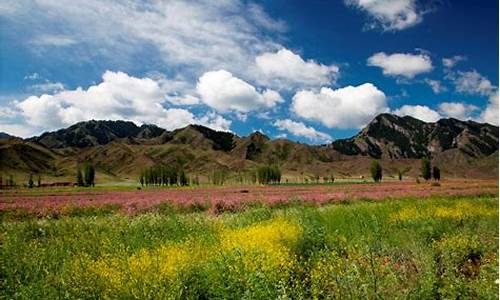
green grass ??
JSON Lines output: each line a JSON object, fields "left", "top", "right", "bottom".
{"left": 1, "top": 195, "right": 498, "bottom": 299}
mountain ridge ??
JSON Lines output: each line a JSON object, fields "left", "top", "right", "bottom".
{"left": 1, "top": 114, "right": 498, "bottom": 181}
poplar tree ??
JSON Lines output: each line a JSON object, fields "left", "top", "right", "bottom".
{"left": 370, "top": 161, "right": 382, "bottom": 182}
{"left": 28, "top": 174, "right": 34, "bottom": 188}
{"left": 77, "top": 167, "right": 84, "bottom": 186}
{"left": 432, "top": 166, "right": 441, "bottom": 181}
{"left": 421, "top": 158, "right": 431, "bottom": 181}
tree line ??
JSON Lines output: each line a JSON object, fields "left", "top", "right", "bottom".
{"left": 2, "top": 158, "right": 444, "bottom": 190}
{"left": 370, "top": 158, "right": 440, "bottom": 183}
{"left": 256, "top": 165, "right": 282, "bottom": 184}
{"left": 139, "top": 165, "right": 190, "bottom": 186}
{"left": 0, "top": 174, "right": 16, "bottom": 188}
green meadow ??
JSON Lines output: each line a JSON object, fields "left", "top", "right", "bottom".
{"left": 1, "top": 195, "right": 498, "bottom": 299}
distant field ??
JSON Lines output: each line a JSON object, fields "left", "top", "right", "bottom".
{"left": 1, "top": 181, "right": 498, "bottom": 299}
{"left": 0, "top": 179, "right": 497, "bottom": 219}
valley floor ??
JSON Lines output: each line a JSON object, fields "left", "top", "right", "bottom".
{"left": 0, "top": 181, "right": 498, "bottom": 299}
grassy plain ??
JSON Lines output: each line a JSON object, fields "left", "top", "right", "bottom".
{"left": 0, "top": 182, "right": 498, "bottom": 299}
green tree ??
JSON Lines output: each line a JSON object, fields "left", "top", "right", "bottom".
{"left": 190, "top": 175, "right": 199, "bottom": 186}
{"left": 212, "top": 169, "right": 227, "bottom": 186}
{"left": 257, "top": 165, "right": 281, "bottom": 184}
{"left": 82, "top": 162, "right": 95, "bottom": 187}
{"left": 433, "top": 166, "right": 441, "bottom": 181}
{"left": 76, "top": 167, "right": 84, "bottom": 186}
{"left": 167, "top": 166, "right": 178, "bottom": 186}
{"left": 179, "top": 169, "right": 188, "bottom": 186}
{"left": 370, "top": 161, "right": 382, "bottom": 182}
{"left": 89, "top": 165, "right": 95, "bottom": 186}
{"left": 28, "top": 174, "right": 34, "bottom": 188}
{"left": 139, "top": 171, "right": 145, "bottom": 186}
{"left": 421, "top": 158, "right": 431, "bottom": 181}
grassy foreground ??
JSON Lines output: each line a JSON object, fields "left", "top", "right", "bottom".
{"left": 1, "top": 195, "right": 498, "bottom": 299}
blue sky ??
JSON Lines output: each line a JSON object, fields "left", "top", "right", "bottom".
{"left": 0, "top": 0, "right": 498, "bottom": 143}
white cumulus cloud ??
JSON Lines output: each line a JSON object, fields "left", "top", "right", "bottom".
{"left": 393, "top": 105, "right": 441, "bottom": 122}
{"left": 437, "top": 102, "right": 478, "bottom": 120}
{"left": 480, "top": 91, "right": 499, "bottom": 125}
{"left": 255, "top": 48, "right": 339, "bottom": 88}
{"left": 273, "top": 119, "right": 332, "bottom": 143}
{"left": 447, "top": 70, "right": 496, "bottom": 96}
{"left": 0, "top": 123, "right": 37, "bottom": 138}
{"left": 444, "top": 70, "right": 498, "bottom": 125}
{"left": 367, "top": 52, "right": 433, "bottom": 78}
{"left": 291, "top": 83, "right": 388, "bottom": 129}
{"left": 14, "top": 70, "right": 231, "bottom": 134}
{"left": 345, "top": 0, "right": 425, "bottom": 31}
{"left": 196, "top": 70, "right": 283, "bottom": 113}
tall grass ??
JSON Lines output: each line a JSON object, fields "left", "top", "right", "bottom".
{"left": 1, "top": 196, "right": 498, "bottom": 299}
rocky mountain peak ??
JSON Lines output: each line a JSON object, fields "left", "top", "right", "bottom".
{"left": 332, "top": 113, "right": 498, "bottom": 159}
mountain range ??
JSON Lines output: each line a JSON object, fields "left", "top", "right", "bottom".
{"left": 1, "top": 113, "right": 498, "bottom": 182}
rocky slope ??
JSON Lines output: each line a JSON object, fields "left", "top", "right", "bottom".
{"left": 331, "top": 113, "right": 498, "bottom": 159}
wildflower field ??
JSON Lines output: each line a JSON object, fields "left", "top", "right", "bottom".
{"left": 1, "top": 181, "right": 498, "bottom": 299}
